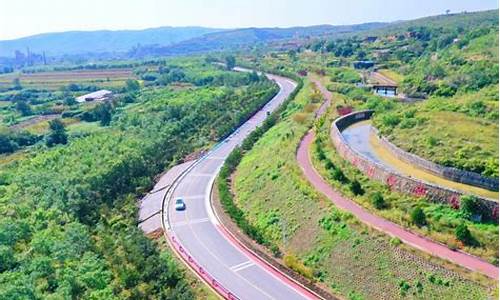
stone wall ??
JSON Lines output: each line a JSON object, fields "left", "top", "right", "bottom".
{"left": 372, "top": 127, "right": 498, "bottom": 191}
{"left": 331, "top": 110, "right": 498, "bottom": 222}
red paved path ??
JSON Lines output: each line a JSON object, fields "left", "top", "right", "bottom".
{"left": 297, "top": 130, "right": 499, "bottom": 279}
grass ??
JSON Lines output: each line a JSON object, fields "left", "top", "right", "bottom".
{"left": 312, "top": 106, "right": 499, "bottom": 264}
{"left": 377, "top": 69, "right": 404, "bottom": 83}
{"left": 367, "top": 125, "right": 499, "bottom": 200}
{"left": 384, "top": 110, "right": 497, "bottom": 175}
{"left": 232, "top": 77, "right": 494, "bottom": 299}
{"left": 373, "top": 86, "right": 499, "bottom": 177}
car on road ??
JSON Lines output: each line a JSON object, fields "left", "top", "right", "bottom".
{"left": 175, "top": 198, "right": 186, "bottom": 211}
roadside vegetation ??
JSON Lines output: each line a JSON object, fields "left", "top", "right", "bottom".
{"left": 372, "top": 86, "right": 498, "bottom": 177}
{"left": 313, "top": 104, "right": 499, "bottom": 264}
{"left": 228, "top": 70, "right": 492, "bottom": 298}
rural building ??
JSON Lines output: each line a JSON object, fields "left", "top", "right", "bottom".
{"left": 76, "top": 90, "right": 112, "bottom": 103}
{"left": 364, "top": 36, "right": 378, "bottom": 43}
{"left": 353, "top": 60, "right": 375, "bottom": 69}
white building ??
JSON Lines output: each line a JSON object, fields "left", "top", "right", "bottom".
{"left": 76, "top": 90, "right": 112, "bottom": 103}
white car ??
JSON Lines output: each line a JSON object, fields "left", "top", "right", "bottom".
{"left": 175, "top": 198, "right": 186, "bottom": 211}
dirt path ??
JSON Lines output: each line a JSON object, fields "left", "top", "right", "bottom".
{"left": 10, "top": 114, "right": 59, "bottom": 131}
{"left": 296, "top": 80, "right": 498, "bottom": 280}
{"left": 369, "top": 71, "right": 398, "bottom": 86}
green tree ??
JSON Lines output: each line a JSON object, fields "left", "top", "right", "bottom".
{"left": 15, "top": 100, "right": 32, "bottom": 116}
{"left": 371, "top": 192, "right": 386, "bottom": 209}
{"left": 12, "top": 78, "right": 22, "bottom": 90}
{"left": 125, "top": 79, "right": 140, "bottom": 92}
{"left": 225, "top": 55, "right": 236, "bottom": 70}
{"left": 411, "top": 207, "right": 426, "bottom": 226}
{"left": 46, "top": 119, "right": 68, "bottom": 147}
{"left": 0, "top": 134, "right": 17, "bottom": 154}
{"left": 460, "top": 195, "right": 479, "bottom": 220}
{"left": 95, "top": 102, "right": 113, "bottom": 126}
{"left": 349, "top": 179, "right": 364, "bottom": 196}
{"left": 64, "top": 96, "right": 77, "bottom": 106}
{"left": 455, "top": 224, "right": 475, "bottom": 246}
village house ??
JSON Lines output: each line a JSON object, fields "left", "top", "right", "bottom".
{"left": 76, "top": 90, "right": 113, "bottom": 103}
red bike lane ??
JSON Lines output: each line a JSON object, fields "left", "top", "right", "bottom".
{"left": 297, "top": 130, "right": 498, "bottom": 280}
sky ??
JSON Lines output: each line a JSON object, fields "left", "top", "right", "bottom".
{"left": 0, "top": 0, "right": 497, "bottom": 40}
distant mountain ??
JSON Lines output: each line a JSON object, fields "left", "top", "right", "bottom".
{"left": 0, "top": 26, "right": 223, "bottom": 57}
{"left": 134, "top": 23, "right": 389, "bottom": 57}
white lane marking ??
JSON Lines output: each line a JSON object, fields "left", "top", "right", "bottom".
{"left": 230, "top": 260, "right": 255, "bottom": 272}
{"left": 185, "top": 215, "right": 275, "bottom": 300}
{"left": 206, "top": 156, "right": 225, "bottom": 160}
{"left": 190, "top": 173, "right": 213, "bottom": 177}
{"left": 173, "top": 218, "right": 210, "bottom": 228}
{"left": 205, "top": 167, "right": 220, "bottom": 225}
{"left": 181, "top": 195, "right": 205, "bottom": 200}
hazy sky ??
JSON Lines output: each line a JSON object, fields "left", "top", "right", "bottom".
{"left": 0, "top": 0, "right": 497, "bottom": 40}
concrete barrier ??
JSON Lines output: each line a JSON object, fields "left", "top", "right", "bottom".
{"left": 331, "top": 110, "right": 498, "bottom": 222}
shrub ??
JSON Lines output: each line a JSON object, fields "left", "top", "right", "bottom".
{"left": 283, "top": 254, "right": 314, "bottom": 279}
{"left": 371, "top": 192, "right": 385, "bottom": 209}
{"left": 460, "top": 195, "right": 480, "bottom": 220}
{"left": 410, "top": 207, "right": 426, "bottom": 226}
{"left": 390, "top": 237, "right": 402, "bottom": 246}
{"left": 349, "top": 180, "right": 364, "bottom": 196}
{"left": 399, "top": 118, "right": 417, "bottom": 129}
{"left": 292, "top": 113, "right": 308, "bottom": 123}
{"left": 381, "top": 113, "right": 401, "bottom": 127}
{"left": 324, "top": 159, "right": 335, "bottom": 170}
{"left": 331, "top": 167, "right": 348, "bottom": 183}
{"left": 455, "top": 224, "right": 474, "bottom": 246}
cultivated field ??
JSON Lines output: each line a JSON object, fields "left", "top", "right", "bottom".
{"left": 0, "top": 68, "right": 135, "bottom": 90}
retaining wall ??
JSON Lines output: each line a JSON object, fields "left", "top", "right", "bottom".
{"left": 331, "top": 110, "right": 498, "bottom": 222}
{"left": 371, "top": 127, "right": 498, "bottom": 191}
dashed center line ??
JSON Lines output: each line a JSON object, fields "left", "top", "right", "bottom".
{"left": 180, "top": 194, "right": 205, "bottom": 200}
{"left": 230, "top": 260, "right": 255, "bottom": 272}
{"left": 173, "top": 218, "right": 210, "bottom": 228}
{"left": 189, "top": 173, "right": 213, "bottom": 177}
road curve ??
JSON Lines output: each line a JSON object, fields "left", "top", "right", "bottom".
{"left": 297, "top": 131, "right": 499, "bottom": 279}
{"left": 163, "top": 73, "right": 319, "bottom": 299}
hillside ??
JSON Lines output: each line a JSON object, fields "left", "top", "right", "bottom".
{"left": 350, "top": 9, "right": 498, "bottom": 38}
{"left": 0, "top": 23, "right": 390, "bottom": 59}
{"left": 0, "top": 26, "right": 222, "bottom": 57}
{"left": 136, "top": 23, "right": 389, "bottom": 57}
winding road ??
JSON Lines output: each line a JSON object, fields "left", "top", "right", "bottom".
{"left": 163, "top": 73, "right": 319, "bottom": 299}
{"left": 296, "top": 80, "right": 499, "bottom": 280}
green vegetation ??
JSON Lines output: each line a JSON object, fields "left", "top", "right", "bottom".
{"left": 313, "top": 103, "right": 498, "bottom": 264}
{"left": 373, "top": 87, "right": 498, "bottom": 176}
{"left": 0, "top": 59, "right": 279, "bottom": 298}
{"left": 410, "top": 207, "right": 427, "bottom": 227}
{"left": 228, "top": 74, "right": 492, "bottom": 298}
{"left": 45, "top": 118, "right": 68, "bottom": 146}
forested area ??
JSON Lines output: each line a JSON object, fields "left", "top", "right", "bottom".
{"left": 0, "top": 60, "right": 278, "bottom": 299}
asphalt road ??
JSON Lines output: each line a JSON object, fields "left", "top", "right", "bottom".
{"left": 164, "top": 73, "right": 317, "bottom": 299}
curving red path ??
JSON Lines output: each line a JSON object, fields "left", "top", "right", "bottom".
{"left": 297, "top": 130, "right": 499, "bottom": 280}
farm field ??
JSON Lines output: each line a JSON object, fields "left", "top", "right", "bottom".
{"left": 0, "top": 68, "right": 135, "bottom": 90}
